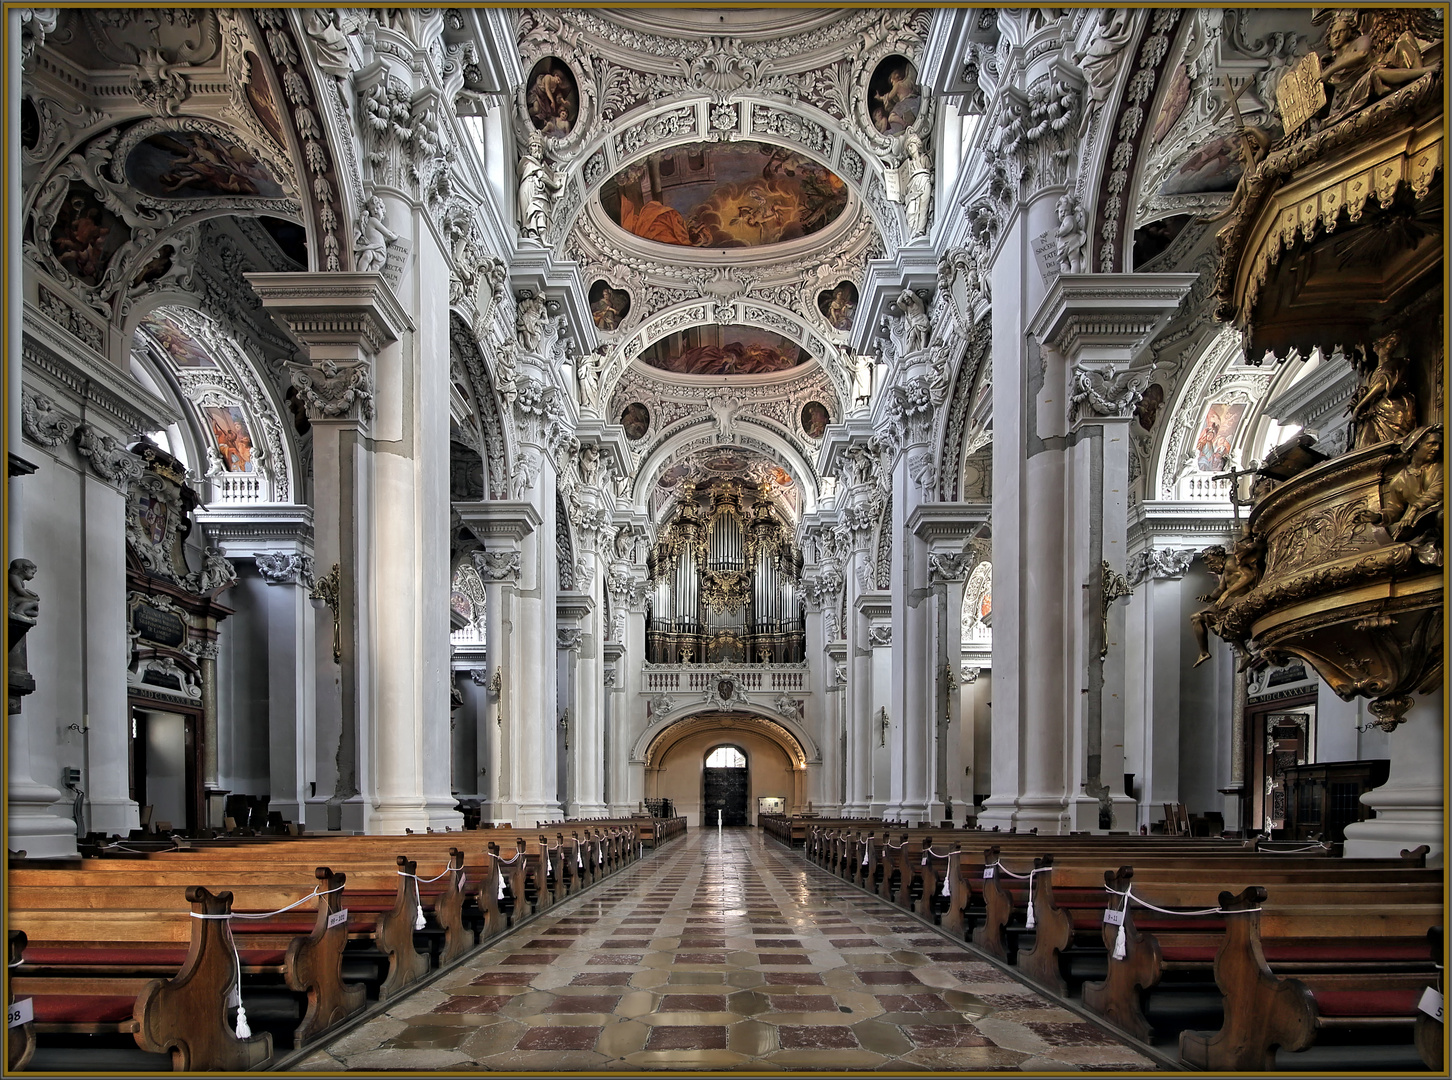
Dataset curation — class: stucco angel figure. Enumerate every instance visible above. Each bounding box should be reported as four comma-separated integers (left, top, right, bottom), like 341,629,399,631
1055,194,1087,274
354,196,397,275
900,131,933,239
1189,527,1266,666
518,131,562,242
9,559,39,624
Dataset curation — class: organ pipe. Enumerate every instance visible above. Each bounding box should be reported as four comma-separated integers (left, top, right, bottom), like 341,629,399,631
645,479,805,664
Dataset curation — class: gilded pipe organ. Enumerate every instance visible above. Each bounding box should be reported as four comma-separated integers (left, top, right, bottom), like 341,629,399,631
646,481,805,665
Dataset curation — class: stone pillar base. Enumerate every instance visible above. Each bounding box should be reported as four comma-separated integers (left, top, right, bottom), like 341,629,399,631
424,798,465,832
515,801,565,827
8,804,78,858
1343,693,1442,862
87,797,139,838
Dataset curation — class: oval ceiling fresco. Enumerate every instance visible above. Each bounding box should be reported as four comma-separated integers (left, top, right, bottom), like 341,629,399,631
638,325,808,378
599,140,849,249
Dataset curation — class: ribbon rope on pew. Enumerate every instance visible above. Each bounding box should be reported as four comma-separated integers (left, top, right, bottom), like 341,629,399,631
494,852,523,899
398,864,455,929
1262,841,1332,853
1102,883,1262,960
984,861,1046,927
190,883,346,1038
920,847,956,897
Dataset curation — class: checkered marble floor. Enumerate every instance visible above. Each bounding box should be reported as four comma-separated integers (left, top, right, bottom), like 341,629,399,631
291,828,1155,1072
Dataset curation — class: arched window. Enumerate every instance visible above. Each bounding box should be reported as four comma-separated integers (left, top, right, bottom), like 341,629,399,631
705,745,746,769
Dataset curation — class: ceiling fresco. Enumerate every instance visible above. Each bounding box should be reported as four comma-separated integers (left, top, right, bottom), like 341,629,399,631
599,141,849,249
638,324,809,378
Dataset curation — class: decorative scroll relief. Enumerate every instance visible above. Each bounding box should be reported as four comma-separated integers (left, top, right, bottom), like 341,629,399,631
20,388,79,448
750,104,830,154
612,105,698,160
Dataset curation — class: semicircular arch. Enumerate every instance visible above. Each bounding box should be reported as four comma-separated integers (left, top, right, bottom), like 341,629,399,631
630,417,820,516
600,297,849,409
634,708,816,770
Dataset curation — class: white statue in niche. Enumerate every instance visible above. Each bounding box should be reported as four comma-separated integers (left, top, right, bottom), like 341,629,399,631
900,130,933,239
517,131,562,242
895,288,931,354
576,348,602,411
354,195,397,274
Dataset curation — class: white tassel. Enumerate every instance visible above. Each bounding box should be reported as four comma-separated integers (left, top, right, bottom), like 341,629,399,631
227,982,239,1008
497,876,506,900
940,875,950,897
414,905,426,930
1112,922,1126,960
1025,901,1035,930
577,852,583,869
234,1003,251,1039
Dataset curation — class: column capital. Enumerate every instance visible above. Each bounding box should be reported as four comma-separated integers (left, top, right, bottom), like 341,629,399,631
245,273,414,356
1027,273,1198,366
456,500,543,545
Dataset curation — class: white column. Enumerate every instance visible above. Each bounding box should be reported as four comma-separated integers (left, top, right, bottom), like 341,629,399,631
81,470,139,836
460,505,539,826
247,272,420,833
1342,692,1444,860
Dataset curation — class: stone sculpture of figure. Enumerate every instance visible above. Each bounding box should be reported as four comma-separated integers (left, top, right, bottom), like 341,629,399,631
1055,193,1087,274
305,9,353,79
1352,330,1417,449
578,442,600,487
1190,527,1266,666
354,195,397,275
576,348,602,410
1319,9,1441,121
517,131,562,241
9,559,39,624
515,293,548,355
1072,8,1135,107
1377,425,1443,542
900,131,933,239
895,287,931,354
204,446,226,477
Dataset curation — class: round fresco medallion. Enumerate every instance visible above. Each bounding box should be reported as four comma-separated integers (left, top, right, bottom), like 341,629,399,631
639,325,808,378
800,401,831,440
589,280,631,331
868,55,922,135
526,56,579,138
600,140,848,249
620,402,651,441
817,281,858,331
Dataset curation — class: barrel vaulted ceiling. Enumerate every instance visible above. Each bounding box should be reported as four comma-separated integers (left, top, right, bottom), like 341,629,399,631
515,8,935,514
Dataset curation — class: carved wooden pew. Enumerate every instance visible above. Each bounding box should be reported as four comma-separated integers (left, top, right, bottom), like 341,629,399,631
10,885,280,1070
1177,886,1441,1071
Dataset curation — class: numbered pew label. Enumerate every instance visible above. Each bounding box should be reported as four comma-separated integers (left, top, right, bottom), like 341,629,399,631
983,867,995,879
1418,986,1442,1022
327,908,349,929
1102,907,1125,926
8,999,33,1028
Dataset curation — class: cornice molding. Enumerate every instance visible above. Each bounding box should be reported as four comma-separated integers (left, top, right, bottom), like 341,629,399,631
23,303,178,436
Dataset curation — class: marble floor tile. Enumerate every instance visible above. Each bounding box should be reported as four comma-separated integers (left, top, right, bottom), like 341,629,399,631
286,829,1153,1072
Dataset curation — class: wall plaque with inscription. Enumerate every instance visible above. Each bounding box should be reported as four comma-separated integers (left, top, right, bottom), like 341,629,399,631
132,604,187,648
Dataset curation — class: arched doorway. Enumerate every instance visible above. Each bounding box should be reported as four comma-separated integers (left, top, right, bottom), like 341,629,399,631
703,745,749,826
641,712,810,827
